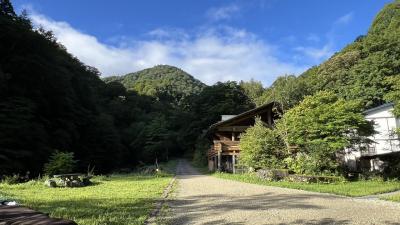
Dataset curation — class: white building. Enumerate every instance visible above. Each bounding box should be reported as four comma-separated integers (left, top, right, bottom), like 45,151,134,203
345,103,400,171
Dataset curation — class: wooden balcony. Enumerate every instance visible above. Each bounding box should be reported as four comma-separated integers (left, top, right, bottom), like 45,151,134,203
208,140,240,157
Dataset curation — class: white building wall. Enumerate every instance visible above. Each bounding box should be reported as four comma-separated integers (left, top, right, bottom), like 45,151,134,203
344,103,400,171
365,105,400,155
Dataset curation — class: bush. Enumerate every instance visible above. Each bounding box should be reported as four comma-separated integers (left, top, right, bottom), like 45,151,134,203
256,169,290,181
239,118,286,169
358,172,385,181
2,174,21,184
381,153,400,179
192,138,209,167
43,151,77,176
285,174,345,184
276,91,373,174
1,172,30,184
284,144,339,175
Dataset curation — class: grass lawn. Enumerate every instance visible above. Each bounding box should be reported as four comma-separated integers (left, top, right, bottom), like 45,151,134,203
0,161,177,225
381,193,400,202
212,172,400,197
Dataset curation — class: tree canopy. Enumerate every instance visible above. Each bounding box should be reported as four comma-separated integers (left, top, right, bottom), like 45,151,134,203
1,0,400,176
276,91,374,174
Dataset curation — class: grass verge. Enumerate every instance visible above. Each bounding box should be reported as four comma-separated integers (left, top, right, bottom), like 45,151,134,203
212,172,400,197
0,161,178,225
380,193,400,202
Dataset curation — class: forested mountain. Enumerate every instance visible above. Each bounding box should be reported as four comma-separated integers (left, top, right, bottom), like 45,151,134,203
0,0,253,175
0,1,132,174
259,0,400,110
1,0,399,176
104,65,206,107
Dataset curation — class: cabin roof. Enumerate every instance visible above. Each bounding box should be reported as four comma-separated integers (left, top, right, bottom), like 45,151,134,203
208,101,279,131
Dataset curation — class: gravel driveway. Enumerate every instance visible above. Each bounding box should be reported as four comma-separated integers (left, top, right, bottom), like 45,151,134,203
167,160,400,225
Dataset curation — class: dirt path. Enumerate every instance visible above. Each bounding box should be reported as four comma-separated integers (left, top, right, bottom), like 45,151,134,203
167,160,400,225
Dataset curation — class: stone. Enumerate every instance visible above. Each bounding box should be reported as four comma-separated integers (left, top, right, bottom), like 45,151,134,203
69,180,82,187
44,179,57,188
257,169,289,181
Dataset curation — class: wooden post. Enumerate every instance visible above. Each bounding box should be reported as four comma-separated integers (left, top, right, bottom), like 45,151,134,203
214,156,217,171
217,151,222,171
231,132,235,141
232,154,236,174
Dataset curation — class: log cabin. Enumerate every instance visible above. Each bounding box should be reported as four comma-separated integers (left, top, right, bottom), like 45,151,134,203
206,102,280,173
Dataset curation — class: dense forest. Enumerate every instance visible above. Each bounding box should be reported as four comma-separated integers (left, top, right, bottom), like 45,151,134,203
1,0,399,176
0,0,254,175
256,0,400,111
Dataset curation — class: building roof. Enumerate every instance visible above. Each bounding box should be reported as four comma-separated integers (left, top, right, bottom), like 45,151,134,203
363,102,394,114
208,101,279,130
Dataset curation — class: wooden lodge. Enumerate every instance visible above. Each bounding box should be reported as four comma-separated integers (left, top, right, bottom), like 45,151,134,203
206,102,280,173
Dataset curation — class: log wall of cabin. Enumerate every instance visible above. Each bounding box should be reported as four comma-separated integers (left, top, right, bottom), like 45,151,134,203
208,104,278,172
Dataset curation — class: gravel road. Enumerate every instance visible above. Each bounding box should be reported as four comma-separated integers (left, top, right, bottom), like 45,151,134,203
167,160,400,225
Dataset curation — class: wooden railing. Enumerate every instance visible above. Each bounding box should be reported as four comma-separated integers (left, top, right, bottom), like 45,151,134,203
208,140,240,157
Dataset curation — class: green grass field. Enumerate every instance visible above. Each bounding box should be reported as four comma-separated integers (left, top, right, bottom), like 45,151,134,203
0,174,171,225
0,160,177,225
213,172,400,197
381,193,400,202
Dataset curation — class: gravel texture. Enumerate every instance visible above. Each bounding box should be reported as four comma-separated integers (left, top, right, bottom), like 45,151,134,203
167,160,400,225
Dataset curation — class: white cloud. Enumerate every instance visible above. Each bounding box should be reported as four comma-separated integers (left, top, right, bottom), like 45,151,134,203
293,12,354,65
206,4,240,21
30,12,307,86
294,44,333,62
335,12,354,25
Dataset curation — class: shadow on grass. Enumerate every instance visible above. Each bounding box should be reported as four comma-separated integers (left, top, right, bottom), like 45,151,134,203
21,197,157,225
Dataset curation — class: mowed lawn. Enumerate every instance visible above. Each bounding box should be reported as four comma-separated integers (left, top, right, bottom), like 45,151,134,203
0,174,172,225
381,193,400,202
213,172,400,197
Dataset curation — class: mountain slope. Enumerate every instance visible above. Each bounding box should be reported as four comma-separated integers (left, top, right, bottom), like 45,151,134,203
298,0,400,109
104,65,206,105
0,7,127,174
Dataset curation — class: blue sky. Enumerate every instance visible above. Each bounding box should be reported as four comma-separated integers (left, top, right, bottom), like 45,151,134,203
13,0,393,85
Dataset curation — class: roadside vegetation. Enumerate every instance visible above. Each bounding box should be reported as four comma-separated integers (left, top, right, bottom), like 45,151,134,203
213,172,400,197
381,193,400,202
0,174,171,225
205,90,400,197
1,0,400,223
0,160,177,225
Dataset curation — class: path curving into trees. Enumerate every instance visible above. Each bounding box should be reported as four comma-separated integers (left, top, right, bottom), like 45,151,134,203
167,160,400,225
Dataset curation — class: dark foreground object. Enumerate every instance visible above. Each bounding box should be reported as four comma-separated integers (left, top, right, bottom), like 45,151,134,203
0,206,77,225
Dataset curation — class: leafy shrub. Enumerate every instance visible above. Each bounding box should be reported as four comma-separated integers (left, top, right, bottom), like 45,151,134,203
239,118,286,169
137,165,158,175
256,169,290,181
43,151,77,176
358,172,385,181
1,174,21,184
285,174,345,184
284,146,339,175
276,91,373,175
192,138,209,167
380,153,400,179
1,172,31,184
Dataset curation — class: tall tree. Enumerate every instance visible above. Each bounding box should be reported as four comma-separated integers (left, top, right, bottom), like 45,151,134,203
276,91,374,174
0,0,16,17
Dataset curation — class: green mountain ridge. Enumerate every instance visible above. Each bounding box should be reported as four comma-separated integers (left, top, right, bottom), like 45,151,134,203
1,0,400,175
294,0,400,109
104,65,206,105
